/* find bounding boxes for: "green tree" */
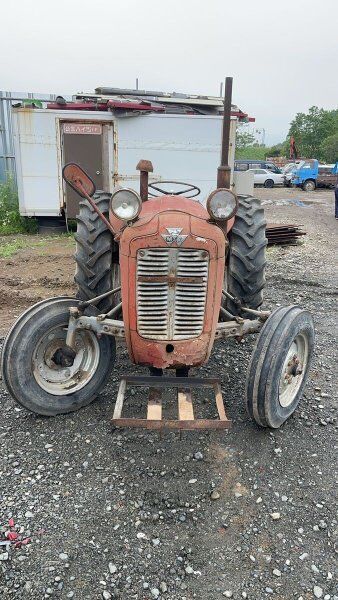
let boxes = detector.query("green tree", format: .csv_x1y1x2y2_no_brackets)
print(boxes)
288,106,338,158
267,143,283,157
319,133,338,163
236,129,256,150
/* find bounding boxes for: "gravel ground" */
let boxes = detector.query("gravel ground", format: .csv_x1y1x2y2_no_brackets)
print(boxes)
0,188,337,599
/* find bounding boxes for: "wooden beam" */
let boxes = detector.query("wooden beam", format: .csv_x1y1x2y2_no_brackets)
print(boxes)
178,389,194,421
214,383,227,421
113,379,126,420
147,388,162,420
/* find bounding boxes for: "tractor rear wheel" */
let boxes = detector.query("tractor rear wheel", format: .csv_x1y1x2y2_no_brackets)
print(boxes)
225,195,267,317
74,191,120,314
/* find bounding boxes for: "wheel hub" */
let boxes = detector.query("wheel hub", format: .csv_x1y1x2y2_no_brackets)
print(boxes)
279,334,308,408
51,346,76,367
33,325,100,396
283,353,303,382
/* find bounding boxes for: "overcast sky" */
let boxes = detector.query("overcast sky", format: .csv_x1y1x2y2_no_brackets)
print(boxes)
2,0,337,145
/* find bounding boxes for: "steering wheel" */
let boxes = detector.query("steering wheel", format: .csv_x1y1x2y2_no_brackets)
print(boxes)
148,180,201,198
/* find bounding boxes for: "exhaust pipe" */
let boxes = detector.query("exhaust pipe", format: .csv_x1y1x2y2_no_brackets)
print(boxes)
217,77,233,190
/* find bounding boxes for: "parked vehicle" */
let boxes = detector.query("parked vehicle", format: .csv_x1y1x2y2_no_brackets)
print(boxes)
282,162,299,187
291,160,338,191
249,168,284,188
1,78,314,431
235,160,282,174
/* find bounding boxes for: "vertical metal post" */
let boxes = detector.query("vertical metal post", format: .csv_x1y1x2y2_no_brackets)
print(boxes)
217,77,233,189
136,159,154,202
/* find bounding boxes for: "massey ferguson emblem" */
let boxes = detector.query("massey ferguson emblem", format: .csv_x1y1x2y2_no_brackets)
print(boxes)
161,227,188,246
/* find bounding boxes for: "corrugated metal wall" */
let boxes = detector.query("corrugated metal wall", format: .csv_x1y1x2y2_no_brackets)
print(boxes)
0,92,71,183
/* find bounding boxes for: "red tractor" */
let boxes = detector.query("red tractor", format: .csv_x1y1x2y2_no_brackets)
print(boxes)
1,79,314,429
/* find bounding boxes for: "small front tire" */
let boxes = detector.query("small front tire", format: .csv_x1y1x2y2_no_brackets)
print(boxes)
264,179,274,188
2,298,115,416
246,305,314,428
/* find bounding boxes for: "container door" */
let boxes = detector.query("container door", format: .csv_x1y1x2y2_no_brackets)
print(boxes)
61,122,104,218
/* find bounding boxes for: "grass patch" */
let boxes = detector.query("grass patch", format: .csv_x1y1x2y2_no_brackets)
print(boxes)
0,233,75,259
0,177,37,235
0,238,31,258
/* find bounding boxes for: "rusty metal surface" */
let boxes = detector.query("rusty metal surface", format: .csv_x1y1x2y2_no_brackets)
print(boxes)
62,163,96,197
136,248,209,340
119,376,220,387
217,77,233,189
111,419,231,431
73,315,125,339
136,160,153,201
214,318,263,340
266,223,306,245
111,375,231,431
136,160,154,173
62,163,116,236
113,199,226,369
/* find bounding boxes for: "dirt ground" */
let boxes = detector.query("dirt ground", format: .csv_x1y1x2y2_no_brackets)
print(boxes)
0,187,337,599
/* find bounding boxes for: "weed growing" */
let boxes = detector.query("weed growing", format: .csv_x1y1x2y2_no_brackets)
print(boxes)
0,177,37,235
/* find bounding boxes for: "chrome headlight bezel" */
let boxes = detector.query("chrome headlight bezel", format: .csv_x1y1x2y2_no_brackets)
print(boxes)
206,188,238,222
110,188,142,221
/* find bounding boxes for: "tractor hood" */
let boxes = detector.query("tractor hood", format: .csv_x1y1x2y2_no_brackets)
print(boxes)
109,194,235,236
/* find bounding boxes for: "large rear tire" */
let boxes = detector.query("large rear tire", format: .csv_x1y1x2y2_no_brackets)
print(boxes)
225,196,267,316
1,298,115,416
246,305,314,428
74,192,120,313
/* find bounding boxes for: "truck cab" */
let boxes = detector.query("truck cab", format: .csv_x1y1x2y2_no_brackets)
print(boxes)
291,159,318,191
292,160,338,191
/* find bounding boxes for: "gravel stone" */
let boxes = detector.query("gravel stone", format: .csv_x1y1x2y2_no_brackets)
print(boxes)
108,563,117,574
0,187,336,600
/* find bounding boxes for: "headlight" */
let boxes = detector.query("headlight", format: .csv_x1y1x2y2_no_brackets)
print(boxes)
206,188,238,221
110,188,142,221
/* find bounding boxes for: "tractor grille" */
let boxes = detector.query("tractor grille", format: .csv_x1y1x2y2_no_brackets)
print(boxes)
137,247,209,340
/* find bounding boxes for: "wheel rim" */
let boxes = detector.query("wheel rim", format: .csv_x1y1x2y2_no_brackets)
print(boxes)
278,332,309,408
33,323,100,396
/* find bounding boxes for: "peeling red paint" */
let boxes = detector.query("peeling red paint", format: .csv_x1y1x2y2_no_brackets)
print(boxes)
117,195,227,369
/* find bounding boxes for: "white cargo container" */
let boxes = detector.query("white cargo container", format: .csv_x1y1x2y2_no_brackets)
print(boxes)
12,106,252,221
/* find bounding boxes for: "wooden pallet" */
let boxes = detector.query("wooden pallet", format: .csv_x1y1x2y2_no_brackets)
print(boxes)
112,375,231,430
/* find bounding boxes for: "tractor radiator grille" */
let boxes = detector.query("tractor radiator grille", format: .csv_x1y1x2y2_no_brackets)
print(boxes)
136,247,209,340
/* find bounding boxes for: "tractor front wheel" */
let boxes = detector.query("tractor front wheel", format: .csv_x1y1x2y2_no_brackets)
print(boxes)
246,305,314,428
1,298,115,416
